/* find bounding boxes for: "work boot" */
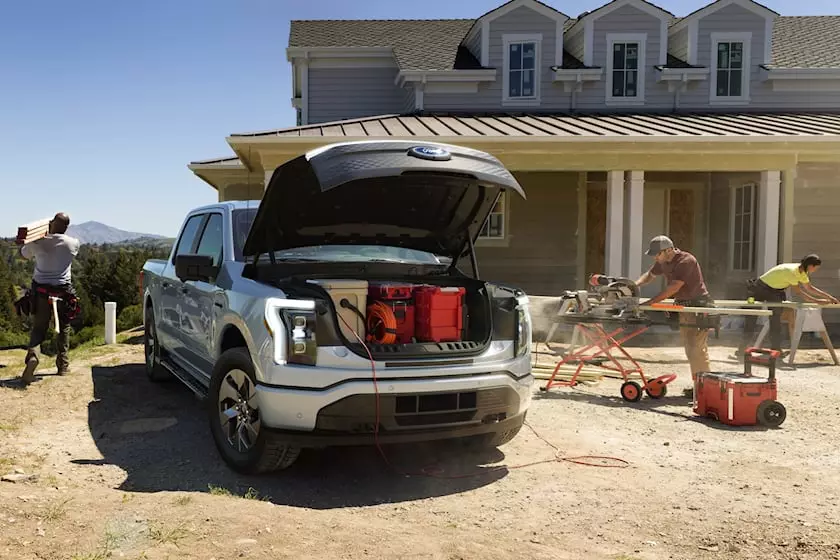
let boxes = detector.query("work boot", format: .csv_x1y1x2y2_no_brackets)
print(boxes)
20,351,39,385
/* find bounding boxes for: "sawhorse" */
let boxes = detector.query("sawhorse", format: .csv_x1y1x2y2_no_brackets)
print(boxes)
752,305,838,366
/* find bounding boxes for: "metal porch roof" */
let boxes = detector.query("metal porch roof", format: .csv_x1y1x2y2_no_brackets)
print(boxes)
230,112,840,139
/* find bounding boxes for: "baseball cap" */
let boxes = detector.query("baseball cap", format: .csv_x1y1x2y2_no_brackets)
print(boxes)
645,235,674,256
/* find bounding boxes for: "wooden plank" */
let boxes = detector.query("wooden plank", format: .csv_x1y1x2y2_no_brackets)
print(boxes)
16,217,51,245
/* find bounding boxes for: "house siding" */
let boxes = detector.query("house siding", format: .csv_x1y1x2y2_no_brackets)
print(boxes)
679,4,840,110
424,6,569,112
565,28,585,62
475,171,579,296
402,85,416,113
576,4,671,111
668,25,689,62
792,163,840,324
307,67,405,124
465,27,482,61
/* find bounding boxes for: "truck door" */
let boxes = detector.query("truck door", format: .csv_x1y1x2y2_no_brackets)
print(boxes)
159,213,206,359
179,212,225,380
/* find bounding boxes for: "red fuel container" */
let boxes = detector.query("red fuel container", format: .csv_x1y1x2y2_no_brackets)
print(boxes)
414,286,466,343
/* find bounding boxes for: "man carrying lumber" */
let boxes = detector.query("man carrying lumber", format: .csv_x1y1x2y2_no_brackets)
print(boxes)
635,235,712,380
17,213,81,384
737,254,839,357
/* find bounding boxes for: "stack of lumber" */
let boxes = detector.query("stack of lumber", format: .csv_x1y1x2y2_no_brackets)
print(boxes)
16,218,51,245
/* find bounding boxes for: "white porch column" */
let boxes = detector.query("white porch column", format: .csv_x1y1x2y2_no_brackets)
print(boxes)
756,170,781,274
624,171,644,280
605,170,625,277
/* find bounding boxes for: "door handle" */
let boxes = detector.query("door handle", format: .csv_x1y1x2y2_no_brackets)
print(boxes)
181,287,189,294
162,282,170,289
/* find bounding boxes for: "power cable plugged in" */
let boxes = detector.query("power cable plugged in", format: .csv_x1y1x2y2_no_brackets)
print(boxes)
332,312,630,478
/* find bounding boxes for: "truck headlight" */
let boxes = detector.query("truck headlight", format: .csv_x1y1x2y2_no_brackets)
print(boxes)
515,305,532,358
265,298,317,366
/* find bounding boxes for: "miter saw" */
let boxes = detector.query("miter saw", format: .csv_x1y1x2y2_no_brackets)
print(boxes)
559,274,643,320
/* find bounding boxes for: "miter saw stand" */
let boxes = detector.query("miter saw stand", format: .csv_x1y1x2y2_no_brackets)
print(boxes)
538,275,677,402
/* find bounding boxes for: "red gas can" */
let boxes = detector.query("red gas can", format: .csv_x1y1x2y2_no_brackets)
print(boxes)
414,286,466,343
693,348,786,428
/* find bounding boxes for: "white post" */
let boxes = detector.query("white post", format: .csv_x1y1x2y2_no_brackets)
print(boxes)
605,170,625,277
104,302,117,345
624,171,645,280
756,170,781,274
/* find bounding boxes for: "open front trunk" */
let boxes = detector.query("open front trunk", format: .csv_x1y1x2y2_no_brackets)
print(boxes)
254,267,520,360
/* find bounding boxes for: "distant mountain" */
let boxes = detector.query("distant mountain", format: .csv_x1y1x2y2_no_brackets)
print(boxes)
67,221,169,245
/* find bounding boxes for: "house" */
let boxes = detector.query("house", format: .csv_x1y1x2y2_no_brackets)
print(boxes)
189,0,840,316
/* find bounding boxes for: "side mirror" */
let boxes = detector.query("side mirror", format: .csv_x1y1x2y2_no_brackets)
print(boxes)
175,254,217,283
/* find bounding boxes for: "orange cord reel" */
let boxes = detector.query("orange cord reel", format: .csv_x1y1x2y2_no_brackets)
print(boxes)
366,301,399,344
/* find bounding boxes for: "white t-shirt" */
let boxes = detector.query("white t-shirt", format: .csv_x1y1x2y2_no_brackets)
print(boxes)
20,234,81,285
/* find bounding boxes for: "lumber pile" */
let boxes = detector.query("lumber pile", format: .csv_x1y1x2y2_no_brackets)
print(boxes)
16,218,51,245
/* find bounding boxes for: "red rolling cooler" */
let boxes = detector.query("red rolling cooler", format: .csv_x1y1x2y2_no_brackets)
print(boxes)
414,286,466,342
693,347,787,428
368,284,416,344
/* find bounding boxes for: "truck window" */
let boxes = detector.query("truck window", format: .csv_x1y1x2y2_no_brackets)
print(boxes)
195,213,224,267
172,214,206,261
232,208,258,261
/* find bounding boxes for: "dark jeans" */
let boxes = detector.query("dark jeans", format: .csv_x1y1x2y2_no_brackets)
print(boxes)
739,279,786,353
27,281,76,372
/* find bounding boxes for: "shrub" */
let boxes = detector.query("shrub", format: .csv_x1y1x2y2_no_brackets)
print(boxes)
117,304,143,332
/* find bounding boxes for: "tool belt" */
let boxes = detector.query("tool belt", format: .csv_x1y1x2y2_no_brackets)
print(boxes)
15,282,81,323
671,294,721,331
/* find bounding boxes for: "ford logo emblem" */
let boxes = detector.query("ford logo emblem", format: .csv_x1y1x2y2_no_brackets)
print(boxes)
408,145,451,161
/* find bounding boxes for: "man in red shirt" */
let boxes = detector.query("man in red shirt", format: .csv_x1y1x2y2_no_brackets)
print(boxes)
635,235,712,379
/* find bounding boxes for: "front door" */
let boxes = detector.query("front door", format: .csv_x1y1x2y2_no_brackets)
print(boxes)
179,212,225,381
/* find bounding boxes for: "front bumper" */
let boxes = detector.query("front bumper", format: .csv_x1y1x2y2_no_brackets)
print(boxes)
254,370,533,444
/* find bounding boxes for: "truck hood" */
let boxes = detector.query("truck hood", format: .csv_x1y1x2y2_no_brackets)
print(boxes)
241,140,526,260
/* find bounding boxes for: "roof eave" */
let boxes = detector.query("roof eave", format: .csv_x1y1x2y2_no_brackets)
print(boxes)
761,66,840,79
396,69,498,86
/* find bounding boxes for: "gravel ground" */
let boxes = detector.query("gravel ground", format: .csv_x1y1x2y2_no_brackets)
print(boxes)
1,333,840,560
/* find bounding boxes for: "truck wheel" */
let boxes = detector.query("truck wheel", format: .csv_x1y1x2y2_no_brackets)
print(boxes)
208,348,301,474
144,306,171,382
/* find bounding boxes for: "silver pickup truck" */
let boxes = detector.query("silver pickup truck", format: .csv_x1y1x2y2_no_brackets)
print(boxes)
141,140,534,474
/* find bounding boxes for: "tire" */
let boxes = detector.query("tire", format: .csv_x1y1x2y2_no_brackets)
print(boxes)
757,400,787,428
207,347,301,474
645,380,668,399
144,305,172,382
620,381,643,402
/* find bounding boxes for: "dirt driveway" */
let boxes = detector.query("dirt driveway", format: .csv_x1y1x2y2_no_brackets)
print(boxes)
2,332,840,560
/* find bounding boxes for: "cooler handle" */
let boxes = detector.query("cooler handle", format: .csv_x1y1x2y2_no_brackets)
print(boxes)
743,347,780,380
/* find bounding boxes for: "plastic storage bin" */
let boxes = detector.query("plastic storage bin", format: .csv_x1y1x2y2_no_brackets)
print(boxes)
309,279,368,341
414,286,466,342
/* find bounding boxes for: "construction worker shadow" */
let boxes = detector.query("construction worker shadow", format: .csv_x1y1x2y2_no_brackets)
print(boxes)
75,362,508,509
0,371,64,390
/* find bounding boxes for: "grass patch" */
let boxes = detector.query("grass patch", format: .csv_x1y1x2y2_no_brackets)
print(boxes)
43,497,73,521
173,495,192,506
243,487,264,500
148,521,188,546
207,484,232,497
0,422,19,432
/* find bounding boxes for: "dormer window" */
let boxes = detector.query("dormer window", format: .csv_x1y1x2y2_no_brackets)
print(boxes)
606,33,646,105
502,33,542,106
710,32,751,103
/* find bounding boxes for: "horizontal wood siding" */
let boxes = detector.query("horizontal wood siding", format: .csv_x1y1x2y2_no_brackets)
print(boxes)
793,163,840,323
577,4,670,111
475,171,579,296
679,4,840,110
424,6,570,112
308,68,405,124
668,26,688,61
465,27,482,60
565,28,584,62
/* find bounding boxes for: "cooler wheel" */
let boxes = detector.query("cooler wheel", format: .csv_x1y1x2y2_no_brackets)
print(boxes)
620,381,642,403
756,400,786,428
644,376,673,399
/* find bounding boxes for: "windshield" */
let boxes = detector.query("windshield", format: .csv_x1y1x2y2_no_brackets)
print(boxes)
232,208,451,265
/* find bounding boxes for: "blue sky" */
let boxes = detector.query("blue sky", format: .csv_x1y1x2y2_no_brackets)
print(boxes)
0,0,834,237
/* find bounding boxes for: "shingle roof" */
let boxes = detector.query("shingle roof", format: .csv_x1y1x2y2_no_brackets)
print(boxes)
289,16,840,70
770,17,840,69
230,112,840,139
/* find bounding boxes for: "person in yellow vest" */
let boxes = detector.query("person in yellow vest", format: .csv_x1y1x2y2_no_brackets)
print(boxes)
738,254,838,357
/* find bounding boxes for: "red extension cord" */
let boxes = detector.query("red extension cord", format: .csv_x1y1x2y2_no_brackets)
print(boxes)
336,314,629,478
